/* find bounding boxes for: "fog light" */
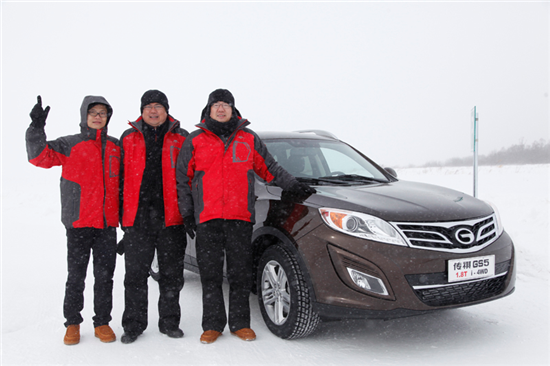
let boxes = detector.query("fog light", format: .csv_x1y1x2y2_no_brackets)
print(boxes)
347,268,388,296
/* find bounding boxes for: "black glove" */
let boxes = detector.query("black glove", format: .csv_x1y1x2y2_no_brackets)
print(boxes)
289,181,317,196
184,215,197,239
29,95,50,129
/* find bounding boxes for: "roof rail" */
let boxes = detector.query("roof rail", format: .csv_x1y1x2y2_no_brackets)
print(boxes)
294,130,338,139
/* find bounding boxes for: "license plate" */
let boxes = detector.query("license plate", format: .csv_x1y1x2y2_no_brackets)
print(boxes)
448,255,495,283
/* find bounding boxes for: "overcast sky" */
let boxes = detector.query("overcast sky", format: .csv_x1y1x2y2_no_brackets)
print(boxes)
2,1,548,169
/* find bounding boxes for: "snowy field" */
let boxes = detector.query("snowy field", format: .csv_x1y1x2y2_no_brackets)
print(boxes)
1,164,549,365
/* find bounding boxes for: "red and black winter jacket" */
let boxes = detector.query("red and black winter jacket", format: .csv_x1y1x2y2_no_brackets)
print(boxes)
25,96,121,229
120,116,188,228
176,119,297,224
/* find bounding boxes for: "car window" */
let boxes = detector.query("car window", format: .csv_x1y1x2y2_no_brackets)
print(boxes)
321,147,374,177
264,138,388,183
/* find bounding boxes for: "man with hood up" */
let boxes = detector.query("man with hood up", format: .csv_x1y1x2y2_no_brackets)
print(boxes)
176,89,316,344
118,90,189,344
25,95,121,345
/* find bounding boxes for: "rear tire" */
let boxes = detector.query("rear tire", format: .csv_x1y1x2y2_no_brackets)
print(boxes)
257,245,320,339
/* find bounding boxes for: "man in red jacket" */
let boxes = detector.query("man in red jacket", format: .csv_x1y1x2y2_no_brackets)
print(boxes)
119,90,189,344
176,89,315,344
26,95,120,345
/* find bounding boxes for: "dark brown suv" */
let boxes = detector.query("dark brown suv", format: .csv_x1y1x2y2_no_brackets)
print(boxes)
179,130,516,340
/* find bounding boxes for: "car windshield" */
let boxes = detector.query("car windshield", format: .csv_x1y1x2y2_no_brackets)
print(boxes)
264,138,389,185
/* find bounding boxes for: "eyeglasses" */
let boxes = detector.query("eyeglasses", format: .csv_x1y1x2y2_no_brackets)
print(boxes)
88,111,108,118
144,105,165,111
212,103,232,110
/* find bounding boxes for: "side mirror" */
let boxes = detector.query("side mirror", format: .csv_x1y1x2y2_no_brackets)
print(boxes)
384,167,397,178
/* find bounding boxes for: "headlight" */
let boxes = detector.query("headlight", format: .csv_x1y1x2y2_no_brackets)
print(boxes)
484,200,504,237
319,208,407,246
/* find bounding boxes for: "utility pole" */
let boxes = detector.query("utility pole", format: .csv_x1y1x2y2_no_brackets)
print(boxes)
471,106,479,197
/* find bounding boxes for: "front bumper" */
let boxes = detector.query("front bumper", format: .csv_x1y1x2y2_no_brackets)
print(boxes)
296,225,516,320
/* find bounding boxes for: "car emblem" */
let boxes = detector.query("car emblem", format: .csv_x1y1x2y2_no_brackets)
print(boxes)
455,228,475,245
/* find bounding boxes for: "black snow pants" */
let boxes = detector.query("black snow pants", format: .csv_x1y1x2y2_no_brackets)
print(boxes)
122,225,186,335
195,219,253,333
64,227,117,328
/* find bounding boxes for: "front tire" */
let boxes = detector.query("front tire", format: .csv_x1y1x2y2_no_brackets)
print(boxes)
257,245,320,339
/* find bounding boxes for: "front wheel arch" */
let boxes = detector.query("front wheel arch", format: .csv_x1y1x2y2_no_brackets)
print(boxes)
252,227,317,300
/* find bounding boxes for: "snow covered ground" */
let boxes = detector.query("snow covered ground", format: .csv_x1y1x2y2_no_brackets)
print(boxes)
2,164,549,365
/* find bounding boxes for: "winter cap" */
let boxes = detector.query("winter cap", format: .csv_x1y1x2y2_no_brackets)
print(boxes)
208,89,235,107
201,89,241,120
141,89,169,114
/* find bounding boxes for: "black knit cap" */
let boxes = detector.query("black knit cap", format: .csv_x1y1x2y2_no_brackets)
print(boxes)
140,89,169,114
208,89,235,106
201,89,241,120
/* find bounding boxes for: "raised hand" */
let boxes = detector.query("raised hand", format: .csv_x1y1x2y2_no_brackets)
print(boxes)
29,95,50,128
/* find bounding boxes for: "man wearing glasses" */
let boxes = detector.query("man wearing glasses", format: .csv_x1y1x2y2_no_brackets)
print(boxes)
118,90,189,344
25,95,121,345
176,89,315,344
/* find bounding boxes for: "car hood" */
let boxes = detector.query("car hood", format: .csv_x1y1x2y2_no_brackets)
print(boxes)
285,180,493,222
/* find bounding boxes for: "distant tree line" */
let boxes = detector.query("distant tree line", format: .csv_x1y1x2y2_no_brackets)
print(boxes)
422,139,550,167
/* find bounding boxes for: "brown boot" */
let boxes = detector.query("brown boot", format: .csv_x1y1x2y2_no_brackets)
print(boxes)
200,330,222,344
95,325,116,343
231,328,256,341
64,324,80,345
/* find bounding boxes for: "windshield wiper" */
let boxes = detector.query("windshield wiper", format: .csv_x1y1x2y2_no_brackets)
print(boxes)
318,174,388,184
295,177,350,185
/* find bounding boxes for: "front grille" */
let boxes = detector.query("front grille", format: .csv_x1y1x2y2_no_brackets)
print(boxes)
412,275,507,307
391,214,499,253
405,260,510,307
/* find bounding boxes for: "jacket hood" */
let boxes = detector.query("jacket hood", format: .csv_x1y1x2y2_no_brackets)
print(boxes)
80,95,113,132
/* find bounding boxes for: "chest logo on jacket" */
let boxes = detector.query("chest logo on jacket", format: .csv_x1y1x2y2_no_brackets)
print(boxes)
232,141,251,163
170,146,181,168
109,155,120,177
